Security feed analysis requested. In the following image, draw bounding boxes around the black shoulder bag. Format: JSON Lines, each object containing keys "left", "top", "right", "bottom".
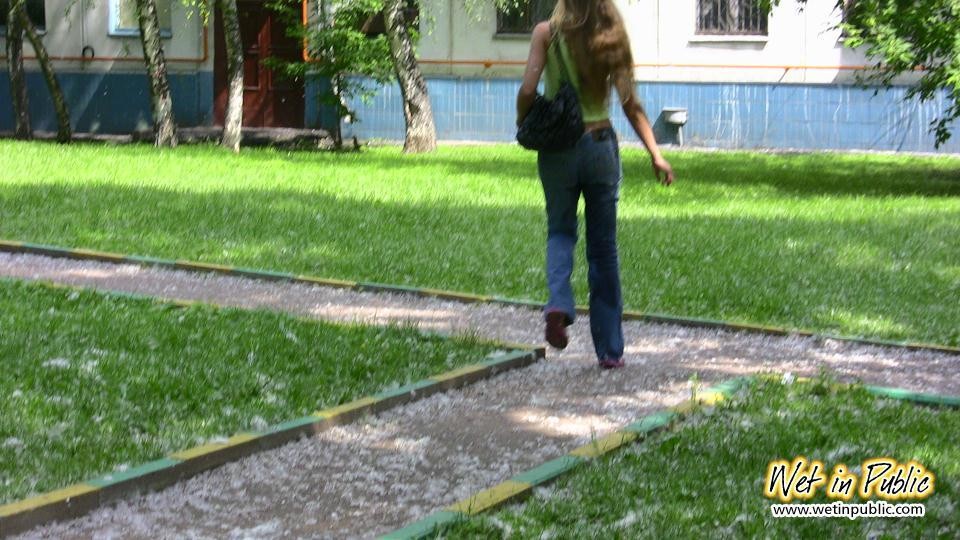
{"left": 516, "top": 34, "right": 584, "bottom": 152}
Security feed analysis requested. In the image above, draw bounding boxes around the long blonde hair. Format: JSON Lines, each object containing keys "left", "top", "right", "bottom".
{"left": 549, "top": 0, "right": 635, "bottom": 104}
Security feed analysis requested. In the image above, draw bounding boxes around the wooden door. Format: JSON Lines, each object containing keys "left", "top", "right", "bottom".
{"left": 214, "top": 2, "right": 304, "bottom": 128}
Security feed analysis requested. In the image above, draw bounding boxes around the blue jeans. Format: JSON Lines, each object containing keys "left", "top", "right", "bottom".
{"left": 538, "top": 127, "right": 624, "bottom": 361}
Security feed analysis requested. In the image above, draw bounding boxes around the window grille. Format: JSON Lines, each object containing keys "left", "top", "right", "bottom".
{"left": 696, "top": 0, "right": 767, "bottom": 36}
{"left": 0, "top": 0, "right": 46, "bottom": 30}
{"left": 496, "top": 0, "right": 555, "bottom": 34}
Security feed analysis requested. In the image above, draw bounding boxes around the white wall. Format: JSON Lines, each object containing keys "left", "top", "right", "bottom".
{"left": 0, "top": 0, "right": 211, "bottom": 73}
{"left": 416, "top": 0, "right": 909, "bottom": 85}
{"left": 0, "top": 1, "right": 911, "bottom": 84}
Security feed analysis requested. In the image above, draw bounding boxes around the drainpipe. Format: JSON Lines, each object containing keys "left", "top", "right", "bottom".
{"left": 448, "top": 0, "right": 454, "bottom": 76}
{"left": 80, "top": 0, "right": 86, "bottom": 60}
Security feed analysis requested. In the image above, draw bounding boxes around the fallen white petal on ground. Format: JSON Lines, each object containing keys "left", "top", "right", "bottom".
{"left": 2, "top": 253, "right": 958, "bottom": 539}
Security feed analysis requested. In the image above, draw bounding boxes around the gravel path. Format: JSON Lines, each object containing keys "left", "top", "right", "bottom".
{"left": 3, "top": 252, "right": 959, "bottom": 539}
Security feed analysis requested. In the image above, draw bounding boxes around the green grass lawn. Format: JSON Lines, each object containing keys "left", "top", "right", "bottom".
{"left": 443, "top": 378, "right": 960, "bottom": 538}
{"left": 0, "top": 279, "right": 496, "bottom": 504}
{"left": 0, "top": 142, "right": 958, "bottom": 345}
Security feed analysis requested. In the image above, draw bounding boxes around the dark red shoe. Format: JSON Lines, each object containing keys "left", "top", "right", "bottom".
{"left": 599, "top": 358, "right": 625, "bottom": 370}
{"left": 545, "top": 311, "right": 568, "bottom": 350}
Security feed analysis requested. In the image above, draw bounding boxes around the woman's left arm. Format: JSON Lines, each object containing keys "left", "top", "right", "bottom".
{"left": 516, "top": 22, "right": 552, "bottom": 125}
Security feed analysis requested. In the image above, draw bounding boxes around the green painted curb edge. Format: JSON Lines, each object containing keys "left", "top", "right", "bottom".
{"left": 0, "top": 278, "right": 546, "bottom": 537}
{"left": 865, "top": 385, "right": 960, "bottom": 408}
{"left": 378, "top": 377, "right": 752, "bottom": 540}
{"left": 1, "top": 239, "right": 957, "bottom": 357}
{"left": 380, "top": 376, "right": 960, "bottom": 540}
{"left": 0, "top": 347, "right": 543, "bottom": 537}
{"left": 0, "top": 276, "right": 543, "bottom": 363}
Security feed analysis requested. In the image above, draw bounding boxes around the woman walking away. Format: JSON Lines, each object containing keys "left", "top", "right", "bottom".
{"left": 517, "top": 0, "right": 674, "bottom": 369}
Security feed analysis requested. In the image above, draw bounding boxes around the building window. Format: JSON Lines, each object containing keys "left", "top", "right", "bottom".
{"left": 0, "top": 0, "right": 46, "bottom": 31}
{"left": 496, "top": 0, "right": 555, "bottom": 34}
{"left": 696, "top": 0, "right": 767, "bottom": 36}
{"left": 109, "top": 0, "right": 172, "bottom": 37}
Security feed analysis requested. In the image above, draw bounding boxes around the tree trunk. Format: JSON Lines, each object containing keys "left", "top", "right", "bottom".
{"left": 316, "top": 0, "right": 343, "bottom": 148}
{"left": 383, "top": 0, "right": 436, "bottom": 153}
{"left": 17, "top": 8, "right": 71, "bottom": 143}
{"left": 218, "top": 0, "right": 243, "bottom": 152}
{"left": 6, "top": 1, "right": 31, "bottom": 140}
{"left": 330, "top": 73, "right": 344, "bottom": 148}
{"left": 136, "top": 0, "right": 177, "bottom": 147}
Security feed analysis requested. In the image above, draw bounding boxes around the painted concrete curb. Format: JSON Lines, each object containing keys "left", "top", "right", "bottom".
{"left": 0, "top": 281, "right": 546, "bottom": 538}
{"left": 379, "top": 377, "right": 753, "bottom": 540}
{"left": 2, "top": 239, "right": 958, "bottom": 358}
{"left": 381, "top": 376, "right": 960, "bottom": 539}
{"left": 864, "top": 385, "right": 960, "bottom": 408}
{"left": 757, "top": 374, "right": 960, "bottom": 409}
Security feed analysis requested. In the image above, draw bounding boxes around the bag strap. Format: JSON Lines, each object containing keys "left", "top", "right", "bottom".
{"left": 549, "top": 24, "right": 574, "bottom": 84}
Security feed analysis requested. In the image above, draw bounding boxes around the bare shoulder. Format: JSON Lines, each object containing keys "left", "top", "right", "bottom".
{"left": 532, "top": 21, "right": 552, "bottom": 44}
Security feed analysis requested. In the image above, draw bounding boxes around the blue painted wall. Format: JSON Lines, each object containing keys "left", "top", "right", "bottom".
{"left": 0, "top": 71, "right": 214, "bottom": 134}
{"left": 3, "top": 71, "right": 957, "bottom": 153}
{"left": 304, "top": 76, "right": 341, "bottom": 133}
{"left": 339, "top": 77, "right": 960, "bottom": 153}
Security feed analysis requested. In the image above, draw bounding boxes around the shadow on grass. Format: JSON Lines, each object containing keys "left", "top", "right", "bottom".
{"left": 443, "top": 379, "right": 960, "bottom": 539}
{"left": 263, "top": 145, "right": 960, "bottom": 199}
{"left": 666, "top": 151, "right": 960, "bottom": 198}
{"left": 1, "top": 174, "right": 959, "bottom": 345}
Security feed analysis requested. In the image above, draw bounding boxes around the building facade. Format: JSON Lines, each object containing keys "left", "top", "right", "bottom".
{"left": 345, "top": 0, "right": 960, "bottom": 152}
{"left": 1, "top": 0, "right": 957, "bottom": 152}
{"left": 0, "top": 0, "right": 313, "bottom": 134}
{"left": 0, "top": 0, "right": 214, "bottom": 133}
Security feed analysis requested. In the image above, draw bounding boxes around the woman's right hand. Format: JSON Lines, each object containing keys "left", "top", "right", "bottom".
{"left": 621, "top": 99, "right": 675, "bottom": 186}
{"left": 652, "top": 157, "right": 674, "bottom": 186}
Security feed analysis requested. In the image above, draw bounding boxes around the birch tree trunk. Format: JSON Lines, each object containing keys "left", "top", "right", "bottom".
{"left": 330, "top": 73, "right": 344, "bottom": 148}
{"left": 217, "top": 0, "right": 244, "bottom": 152}
{"left": 316, "top": 0, "right": 344, "bottom": 148}
{"left": 6, "top": 1, "right": 31, "bottom": 140}
{"left": 383, "top": 0, "right": 436, "bottom": 153}
{"left": 136, "top": 0, "right": 177, "bottom": 147}
{"left": 18, "top": 8, "right": 71, "bottom": 143}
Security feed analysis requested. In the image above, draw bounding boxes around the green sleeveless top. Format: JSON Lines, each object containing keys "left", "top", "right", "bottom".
{"left": 543, "top": 34, "right": 610, "bottom": 123}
